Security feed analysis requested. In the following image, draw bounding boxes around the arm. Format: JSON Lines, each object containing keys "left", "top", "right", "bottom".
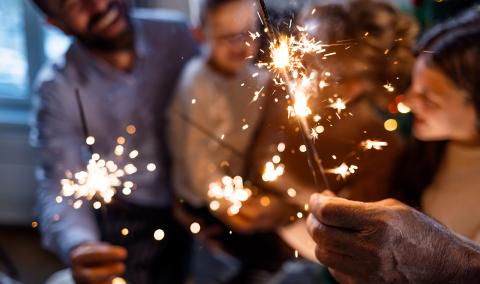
{"left": 31, "top": 81, "right": 100, "bottom": 262}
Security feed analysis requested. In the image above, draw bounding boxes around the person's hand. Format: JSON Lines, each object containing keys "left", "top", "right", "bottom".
{"left": 70, "top": 242, "right": 127, "bottom": 284}
{"left": 307, "top": 193, "right": 480, "bottom": 284}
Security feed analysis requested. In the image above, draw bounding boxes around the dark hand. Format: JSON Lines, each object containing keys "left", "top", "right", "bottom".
{"left": 307, "top": 193, "right": 480, "bottom": 284}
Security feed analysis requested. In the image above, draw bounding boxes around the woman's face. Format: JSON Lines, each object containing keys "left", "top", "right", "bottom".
{"left": 405, "top": 56, "right": 477, "bottom": 142}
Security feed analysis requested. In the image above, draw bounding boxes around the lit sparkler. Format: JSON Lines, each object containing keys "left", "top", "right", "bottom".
{"left": 208, "top": 176, "right": 252, "bottom": 216}
{"left": 59, "top": 90, "right": 155, "bottom": 209}
{"left": 256, "top": 0, "right": 331, "bottom": 190}
{"left": 60, "top": 140, "right": 139, "bottom": 208}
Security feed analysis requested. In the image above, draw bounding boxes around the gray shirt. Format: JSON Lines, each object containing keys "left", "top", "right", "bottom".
{"left": 31, "top": 10, "right": 197, "bottom": 261}
{"left": 168, "top": 57, "right": 268, "bottom": 207}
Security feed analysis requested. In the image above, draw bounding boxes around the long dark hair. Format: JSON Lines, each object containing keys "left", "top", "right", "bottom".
{"left": 391, "top": 9, "right": 480, "bottom": 208}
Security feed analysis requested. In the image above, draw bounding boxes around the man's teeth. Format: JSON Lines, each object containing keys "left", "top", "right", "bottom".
{"left": 95, "top": 8, "right": 119, "bottom": 31}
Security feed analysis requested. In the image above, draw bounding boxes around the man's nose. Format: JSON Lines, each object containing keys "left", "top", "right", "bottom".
{"left": 86, "top": 0, "right": 110, "bottom": 14}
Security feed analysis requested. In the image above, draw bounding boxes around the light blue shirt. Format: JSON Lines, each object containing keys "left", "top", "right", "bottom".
{"left": 31, "top": 9, "right": 197, "bottom": 261}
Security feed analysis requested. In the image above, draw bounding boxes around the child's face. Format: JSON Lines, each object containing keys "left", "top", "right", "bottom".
{"left": 405, "top": 56, "right": 477, "bottom": 142}
{"left": 203, "top": 1, "right": 258, "bottom": 75}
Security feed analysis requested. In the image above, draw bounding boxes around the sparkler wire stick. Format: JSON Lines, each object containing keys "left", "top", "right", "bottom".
{"left": 74, "top": 89, "right": 110, "bottom": 232}
{"left": 257, "top": 0, "right": 330, "bottom": 190}
{"left": 174, "top": 110, "right": 245, "bottom": 158}
{"left": 75, "top": 89, "right": 93, "bottom": 154}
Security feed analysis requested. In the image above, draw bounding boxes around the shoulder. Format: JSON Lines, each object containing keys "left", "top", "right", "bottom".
{"left": 132, "top": 9, "right": 192, "bottom": 38}
{"left": 177, "top": 57, "right": 211, "bottom": 93}
{"left": 34, "top": 52, "right": 75, "bottom": 100}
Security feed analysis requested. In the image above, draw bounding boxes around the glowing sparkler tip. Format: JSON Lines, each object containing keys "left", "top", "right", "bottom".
{"left": 361, "top": 140, "right": 388, "bottom": 150}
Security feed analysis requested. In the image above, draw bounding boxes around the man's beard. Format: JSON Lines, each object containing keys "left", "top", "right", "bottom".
{"left": 75, "top": 1, "right": 135, "bottom": 52}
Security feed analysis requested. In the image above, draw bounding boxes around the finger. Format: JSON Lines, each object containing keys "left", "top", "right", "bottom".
{"left": 329, "top": 269, "right": 355, "bottom": 284}
{"left": 321, "top": 190, "right": 336, "bottom": 197}
{"left": 74, "top": 262, "right": 125, "bottom": 283}
{"left": 314, "top": 245, "right": 360, "bottom": 277}
{"left": 309, "top": 194, "right": 374, "bottom": 230}
{"left": 73, "top": 245, "right": 127, "bottom": 266}
{"left": 307, "top": 214, "right": 362, "bottom": 257}
{"left": 375, "top": 198, "right": 403, "bottom": 207}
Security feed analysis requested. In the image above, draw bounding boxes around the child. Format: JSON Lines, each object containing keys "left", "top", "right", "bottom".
{"left": 168, "top": 0, "right": 293, "bottom": 282}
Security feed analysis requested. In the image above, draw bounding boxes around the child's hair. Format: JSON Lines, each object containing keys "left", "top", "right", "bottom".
{"left": 300, "top": 0, "right": 418, "bottom": 106}
{"left": 391, "top": 8, "right": 480, "bottom": 208}
{"left": 198, "top": 0, "right": 245, "bottom": 26}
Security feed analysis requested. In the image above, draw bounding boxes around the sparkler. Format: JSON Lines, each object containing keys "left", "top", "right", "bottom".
{"left": 59, "top": 90, "right": 154, "bottom": 210}
{"left": 256, "top": 0, "right": 330, "bottom": 190}
{"left": 208, "top": 176, "right": 253, "bottom": 216}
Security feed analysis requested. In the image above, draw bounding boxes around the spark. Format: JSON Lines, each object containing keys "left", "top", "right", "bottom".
{"left": 384, "top": 119, "right": 398, "bottom": 132}
{"left": 326, "top": 163, "right": 358, "bottom": 179}
{"left": 207, "top": 176, "right": 252, "bottom": 216}
{"left": 361, "top": 140, "right": 388, "bottom": 150}
{"left": 315, "top": 125, "right": 325, "bottom": 134}
{"left": 384, "top": 83, "right": 395, "bottom": 92}
{"left": 299, "top": 145, "right": 307, "bottom": 153}
{"left": 190, "top": 222, "right": 201, "bottom": 234}
{"left": 260, "top": 196, "right": 271, "bottom": 207}
{"left": 154, "top": 229, "right": 165, "bottom": 241}
{"left": 397, "top": 102, "right": 411, "bottom": 114}
{"left": 262, "top": 161, "right": 285, "bottom": 182}
{"left": 329, "top": 98, "right": 347, "bottom": 113}
{"left": 86, "top": 136, "right": 95, "bottom": 145}
{"left": 287, "top": 188, "right": 297, "bottom": 198}
{"left": 146, "top": 163, "right": 157, "bottom": 172}
{"left": 129, "top": 150, "right": 139, "bottom": 159}
{"left": 319, "top": 80, "right": 329, "bottom": 89}
{"left": 311, "top": 128, "right": 319, "bottom": 141}
{"left": 126, "top": 125, "right": 136, "bottom": 135}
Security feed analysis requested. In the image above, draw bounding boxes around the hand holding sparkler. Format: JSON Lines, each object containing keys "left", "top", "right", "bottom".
{"left": 71, "top": 242, "right": 127, "bottom": 284}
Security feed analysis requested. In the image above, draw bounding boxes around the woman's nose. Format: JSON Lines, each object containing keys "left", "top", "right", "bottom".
{"left": 402, "top": 90, "right": 418, "bottom": 112}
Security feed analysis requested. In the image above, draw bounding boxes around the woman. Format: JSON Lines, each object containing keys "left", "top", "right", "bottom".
{"left": 393, "top": 8, "right": 480, "bottom": 242}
